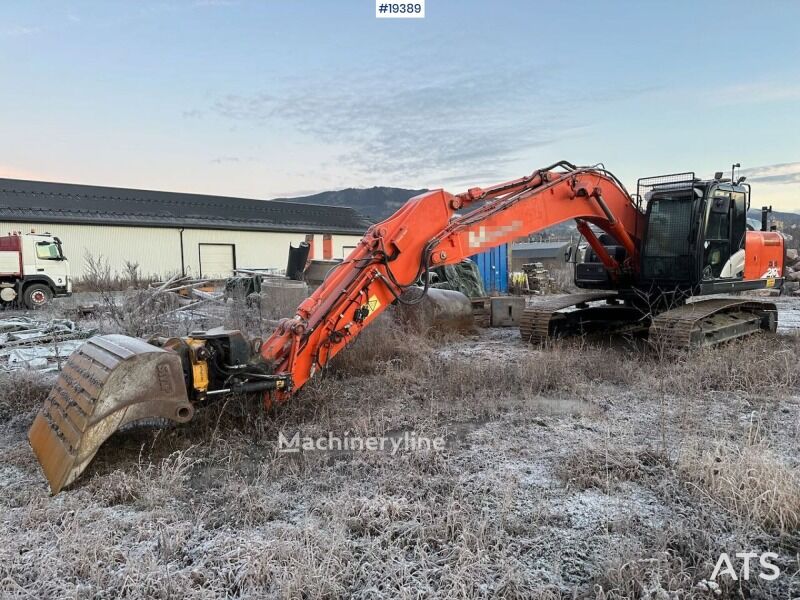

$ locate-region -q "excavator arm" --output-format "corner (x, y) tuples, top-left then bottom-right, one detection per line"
(29, 161), (644, 492)
(260, 161), (644, 401)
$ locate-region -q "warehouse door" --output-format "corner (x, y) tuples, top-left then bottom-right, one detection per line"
(199, 244), (235, 278)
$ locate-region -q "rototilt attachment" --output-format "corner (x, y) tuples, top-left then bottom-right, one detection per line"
(28, 335), (194, 494)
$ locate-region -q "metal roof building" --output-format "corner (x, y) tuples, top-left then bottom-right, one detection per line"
(511, 241), (571, 271)
(511, 241), (572, 258)
(0, 178), (370, 280)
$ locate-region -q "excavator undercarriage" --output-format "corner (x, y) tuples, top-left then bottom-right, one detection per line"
(648, 298), (777, 348)
(520, 294), (778, 348)
(28, 161), (786, 493)
(520, 292), (631, 343)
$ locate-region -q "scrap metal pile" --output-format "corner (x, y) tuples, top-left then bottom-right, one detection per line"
(782, 249), (800, 295)
(0, 317), (95, 372)
(511, 262), (555, 295)
(145, 275), (225, 316)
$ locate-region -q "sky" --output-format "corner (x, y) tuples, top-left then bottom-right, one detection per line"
(1, 0), (799, 209)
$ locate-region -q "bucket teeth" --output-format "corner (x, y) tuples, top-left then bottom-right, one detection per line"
(28, 334), (194, 494)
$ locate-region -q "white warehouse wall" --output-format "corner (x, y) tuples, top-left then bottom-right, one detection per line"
(0, 222), (364, 280)
(0, 222), (183, 278)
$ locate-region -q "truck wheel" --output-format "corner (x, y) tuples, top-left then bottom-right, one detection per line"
(24, 284), (53, 309)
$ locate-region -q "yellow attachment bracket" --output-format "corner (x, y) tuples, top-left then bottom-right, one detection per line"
(186, 338), (210, 393)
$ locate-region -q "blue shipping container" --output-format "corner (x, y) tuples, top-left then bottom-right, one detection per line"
(469, 244), (508, 293)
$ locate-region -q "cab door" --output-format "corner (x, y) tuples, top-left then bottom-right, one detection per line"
(702, 187), (748, 280)
(33, 239), (69, 289)
(701, 190), (733, 279)
(730, 190), (747, 255)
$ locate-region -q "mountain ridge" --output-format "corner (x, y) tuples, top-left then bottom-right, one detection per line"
(276, 186), (427, 222)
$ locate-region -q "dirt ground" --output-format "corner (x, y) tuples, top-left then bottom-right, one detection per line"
(0, 295), (799, 599)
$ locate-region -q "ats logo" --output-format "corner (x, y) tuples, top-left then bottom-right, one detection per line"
(711, 552), (780, 582)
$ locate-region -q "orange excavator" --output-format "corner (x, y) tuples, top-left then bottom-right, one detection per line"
(29, 161), (784, 492)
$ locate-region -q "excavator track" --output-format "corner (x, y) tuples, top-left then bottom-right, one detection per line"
(648, 298), (777, 349)
(520, 292), (621, 342)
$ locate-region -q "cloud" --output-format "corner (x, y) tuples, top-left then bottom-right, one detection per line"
(1, 25), (41, 37)
(192, 0), (238, 6)
(740, 162), (800, 185)
(208, 63), (631, 183)
(701, 81), (800, 106)
(210, 155), (260, 164)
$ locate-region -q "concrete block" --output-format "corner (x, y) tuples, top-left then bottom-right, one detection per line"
(490, 296), (526, 327)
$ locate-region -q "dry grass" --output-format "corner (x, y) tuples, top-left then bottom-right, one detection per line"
(651, 333), (800, 397)
(680, 442), (800, 534)
(2, 310), (800, 598)
(91, 449), (200, 509)
(326, 329), (800, 414)
(324, 312), (436, 377)
(592, 551), (698, 600)
(0, 371), (51, 423)
(555, 445), (668, 492)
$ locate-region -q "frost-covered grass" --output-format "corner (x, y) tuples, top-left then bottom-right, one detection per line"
(1, 314), (799, 598)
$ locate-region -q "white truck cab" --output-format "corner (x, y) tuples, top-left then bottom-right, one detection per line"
(0, 232), (71, 308)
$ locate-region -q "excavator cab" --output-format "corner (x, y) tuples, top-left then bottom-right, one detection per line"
(637, 173), (769, 292)
(573, 171), (781, 297)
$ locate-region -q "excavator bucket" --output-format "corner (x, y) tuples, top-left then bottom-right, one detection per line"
(28, 334), (194, 494)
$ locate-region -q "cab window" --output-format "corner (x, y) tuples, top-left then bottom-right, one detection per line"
(35, 242), (61, 260)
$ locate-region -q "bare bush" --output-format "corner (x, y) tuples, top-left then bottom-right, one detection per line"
(79, 252), (115, 293)
(117, 288), (183, 337)
(76, 253), (155, 293)
(122, 260), (143, 288)
(78, 253), (206, 337)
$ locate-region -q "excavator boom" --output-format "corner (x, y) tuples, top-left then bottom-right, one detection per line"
(260, 161), (643, 400)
